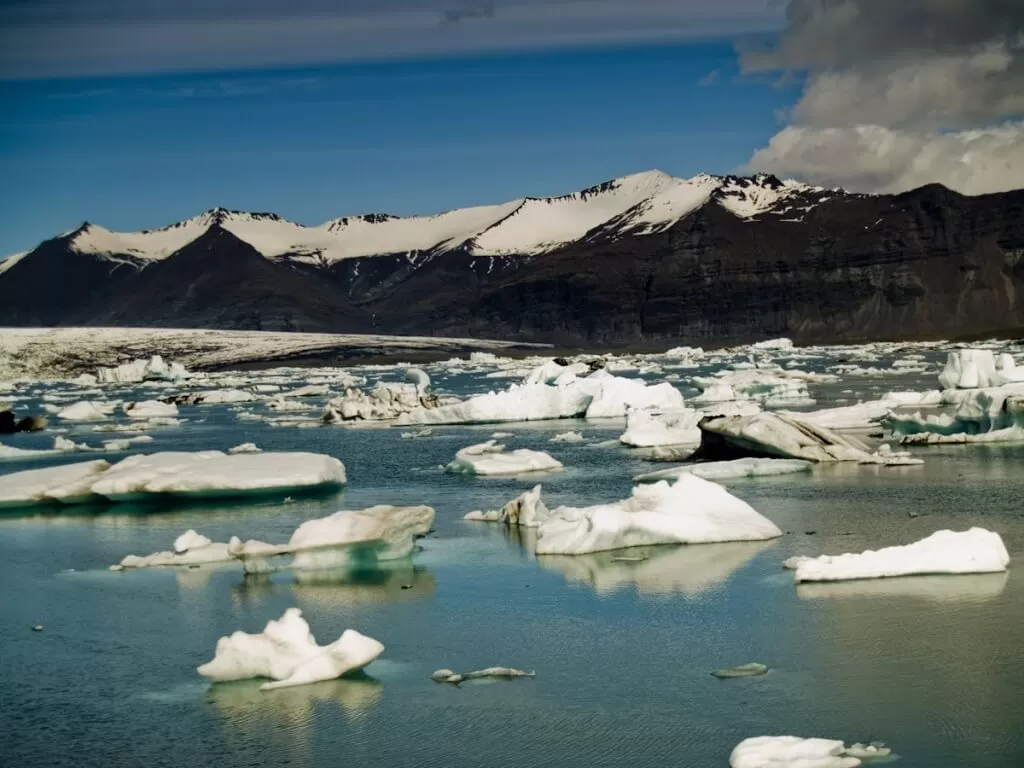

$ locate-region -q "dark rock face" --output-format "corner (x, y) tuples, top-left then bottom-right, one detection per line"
(2, 184), (1022, 346)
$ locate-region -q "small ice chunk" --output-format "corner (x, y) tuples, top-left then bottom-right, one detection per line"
(550, 430), (585, 443)
(430, 667), (534, 684)
(445, 440), (563, 476)
(197, 608), (384, 690)
(56, 401), (113, 422)
(175, 529), (212, 553)
(123, 401), (178, 419)
(711, 662), (768, 679)
(227, 442), (262, 454)
(464, 484), (548, 527)
(730, 736), (861, 768)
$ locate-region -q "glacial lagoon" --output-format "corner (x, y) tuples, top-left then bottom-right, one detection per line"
(1, 343), (1022, 768)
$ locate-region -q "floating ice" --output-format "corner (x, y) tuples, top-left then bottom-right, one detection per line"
(227, 442), (262, 454)
(729, 736), (862, 768)
(430, 667), (535, 684)
(445, 440), (563, 476)
(56, 401), (114, 421)
(789, 391), (940, 431)
(197, 608), (384, 691)
(550, 430), (585, 443)
(692, 369), (813, 405)
(229, 504), (434, 573)
(464, 484), (548, 526)
(619, 408), (701, 448)
(0, 460), (111, 509)
(169, 389), (257, 405)
(694, 412), (875, 463)
(938, 349), (1024, 390)
(633, 458), (812, 483)
(96, 355), (189, 384)
(534, 474), (782, 555)
(711, 662), (768, 679)
(887, 384), (1024, 444)
(323, 383), (441, 423)
(0, 451), (345, 508)
(791, 528), (1009, 583)
(115, 530), (233, 569)
(400, 428), (433, 439)
(123, 400), (179, 419)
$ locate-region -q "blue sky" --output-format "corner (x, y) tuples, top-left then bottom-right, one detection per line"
(0, 2), (801, 257)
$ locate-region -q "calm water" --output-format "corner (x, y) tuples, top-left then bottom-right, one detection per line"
(1, 355), (1022, 768)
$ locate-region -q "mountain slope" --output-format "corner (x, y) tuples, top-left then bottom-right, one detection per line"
(2, 171), (1022, 345)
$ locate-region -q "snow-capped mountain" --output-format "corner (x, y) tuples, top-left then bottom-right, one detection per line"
(1, 170), (1021, 347)
(36, 170), (836, 267)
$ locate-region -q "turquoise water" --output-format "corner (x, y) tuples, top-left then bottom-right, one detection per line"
(1, 360), (1022, 768)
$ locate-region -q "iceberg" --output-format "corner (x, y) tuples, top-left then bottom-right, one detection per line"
(692, 369), (812, 405)
(123, 400), (179, 419)
(938, 349), (1024, 390)
(229, 504), (435, 573)
(790, 528), (1009, 583)
(633, 458), (812, 483)
(96, 355), (189, 384)
(55, 401), (114, 421)
(114, 530), (233, 569)
(322, 383), (443, 423)
(788, 391), (940, 431)
(729, 736), (864, 768)
(0, 459), (111, 509)
(533, 474), (782, 555)
(886, 384), (1024, 444)
(694, 412), (875, 462)
(0, 451), (346, 508)
(464, 484), (548, 526)
(619, 408), (701, 448)
(445, 440), (563, 476)
(197, 608), (384, 691)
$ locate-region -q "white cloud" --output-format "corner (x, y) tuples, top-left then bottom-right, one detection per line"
(748, 122), (1024, 195)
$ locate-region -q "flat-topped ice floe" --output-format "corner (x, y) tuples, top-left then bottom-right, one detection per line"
(55, 401), (114, 421)
(619, 408), (701, 448)
(229, 504), (434, 573)
(0, 451), (345, 508)
(114, 529), (233, 569)
(787, 528), (1009, 583)
(446, 440), (563, 476)
(534, 474), (782, 555)
(123, 400), (179, 419)
(197, 608), (384, 691)
(633, 458), (812, 483)
(730, 735), (885, 767)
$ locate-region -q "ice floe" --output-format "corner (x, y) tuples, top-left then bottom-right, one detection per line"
(430, 667), (534, 684)
(0, 451), (345, 508)
(533, 474), (782, 555)
(228, 504), (434, 573)
(227, 442), (261, 454)
(694, 412), (878, 463)
(56, 401), (115, 421)
(464, 484), (548, 526)
(197, 608), (384, 691)
(618, 408), (701, 448)
(114, 530), (233, 569)
(123, 400), (179, 419)
(445, 440), (563, 476)
(787, 528), (1009, 583)
(633, 458), (812, 483)
(887, 383), (1024, 444)
(550, 430), (585, 443)
(692, 369), (816, 406)
(938, 349), (1024, 390)
(97, 355), (189, 384)
(729, 735), (872, 768)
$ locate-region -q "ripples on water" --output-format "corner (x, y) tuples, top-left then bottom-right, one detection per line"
(1, 354), (1022, 767)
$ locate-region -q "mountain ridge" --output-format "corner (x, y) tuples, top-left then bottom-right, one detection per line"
(1, 170), (1022, 346)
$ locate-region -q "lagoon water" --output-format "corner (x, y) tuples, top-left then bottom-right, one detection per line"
(1, 353), (1022, 768)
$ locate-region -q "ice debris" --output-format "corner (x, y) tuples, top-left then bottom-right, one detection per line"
(464, 484), (548, 526)
(633, 458), (812, 484)
(711, 663), (768, 679)
(730, 736), (870, 768)
(787, 528), (1009, 583)
(445, 440), (563, 476)
(197, 608), (384, 691)
(430, 667), (535, 684)
(533, 474), (782, 555)
(96, 355), (189, 384)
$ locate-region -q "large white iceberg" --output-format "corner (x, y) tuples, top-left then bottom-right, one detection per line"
(633, 458), (812, 484)
(789, 528), (1009, 583)
(0, 451), (346, 508)
(729, 736), (866, 768)
(229, 504), (434, 573)
(464, 484), (548, 526)
(445, 440), (563, 476)
(887, 383), (1024, 444)
(533, 474), (782, 555)
(197, 608), (384, 691)
(396, 364), (683, 425)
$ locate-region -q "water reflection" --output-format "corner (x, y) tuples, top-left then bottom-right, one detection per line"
(537, 541), (774, 597)
(232, 563), (435, 608)
(208, 675), (382, 724)
(796, 572), (1008, 602)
